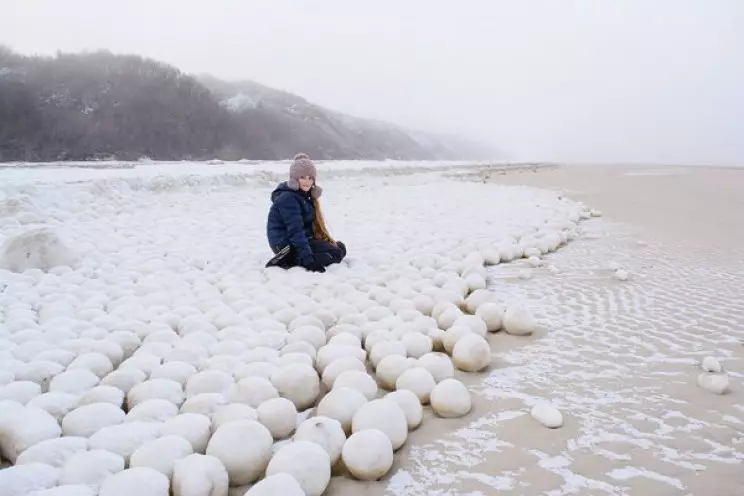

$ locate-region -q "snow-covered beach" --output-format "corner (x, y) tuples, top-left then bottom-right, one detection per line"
(1, 161), (742, 496)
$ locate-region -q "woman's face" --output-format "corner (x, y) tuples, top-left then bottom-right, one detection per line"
(299, 176), (314, 192)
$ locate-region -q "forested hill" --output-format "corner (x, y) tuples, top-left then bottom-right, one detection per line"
(0, 48), (500, 162)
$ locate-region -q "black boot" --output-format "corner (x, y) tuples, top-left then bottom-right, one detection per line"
(265, 246), (296, 269)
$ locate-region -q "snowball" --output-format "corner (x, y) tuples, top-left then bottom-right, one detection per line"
(15, 436), (88, 468)
(28, 485), (97, 496)
(395, 367), (436, 404)
(416, 352), (455, 383)
(126, 399), (179, 423)
(333, 370), (378, 400)
(701, 357), (723, 373)
(26, 393), (79, 423)
(452, 334), (491, 372)
(160, 413), (212, 454)
(257, 397), (297, 440)
(369, 340), (407, 368)
(244, 473), (304, 496)
(100, 369), (147, 394)
(327, 333), (362, 348)
(88, 422), (161, 462)
(14, 360), (65, 388)
(342, 429), (394, 481)
(437, 306), (463, 330)
(130, 435), (194, 478)
(352, 399), (407, 451)
(234, 361), (278, 381)
(697, 373), (730, 395)
(613, 269), (629, 281)
(502, 304), (537, 336)
(322, 357), (367, 389)
(289, 315), (326, 332)
(315, 344), (365, 372)
(376, 355), (414, 390)
(205, 420), (273, 485)
(270, 363), (320, 410)
(150, 362), (197, 386)
(316, 387), (368, 435)
(401, 332), (433, 358)
(0, 406), (62, 462)
(172, 454), (229, 496)
(288, 325), (326, 350)
(180, 393), (226, 416)
(98, 467), (169, 496)
(0, 463), (60, 496)
(78, 386), (125, 408)
(451, 315), (487, 337)
(294, 416), (346, 465)
(0, 227), (78, 273)
(67, 352), (114, 378)
(430, 379), (471, 418)
(211, 403), (258, 430)
(385, 390), (423, 429)
(127, 379), (184, 409)
(62, 403), (126, 437)
(185, 370), (234, 397)
(442, 326), (474, 355)
(228, 376), (279, 408)
(59, 450), (125, 487)
(265, 440), (331, 496)
(530, 403), (564, 428)
(475, 302), (505, 332)
(0, 380), (41, 404)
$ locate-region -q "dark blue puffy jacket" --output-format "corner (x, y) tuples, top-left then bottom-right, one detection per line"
(266, 182), (315, 263)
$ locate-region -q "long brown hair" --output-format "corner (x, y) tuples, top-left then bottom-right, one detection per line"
(313, 198), (336, 245)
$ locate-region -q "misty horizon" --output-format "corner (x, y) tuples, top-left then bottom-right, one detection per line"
(3, 0), (743, 165)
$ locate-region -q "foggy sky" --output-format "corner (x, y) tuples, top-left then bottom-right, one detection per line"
(3, 0), (743, 165)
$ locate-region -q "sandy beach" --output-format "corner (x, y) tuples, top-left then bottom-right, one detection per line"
(353, 163), (744, 496)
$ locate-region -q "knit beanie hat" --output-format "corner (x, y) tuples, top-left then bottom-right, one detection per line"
(287, 153), (322, 199)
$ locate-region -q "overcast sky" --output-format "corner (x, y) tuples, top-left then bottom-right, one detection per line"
(3, 0), (743, 164)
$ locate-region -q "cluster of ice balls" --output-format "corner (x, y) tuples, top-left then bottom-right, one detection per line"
(0, 213), (591, 494)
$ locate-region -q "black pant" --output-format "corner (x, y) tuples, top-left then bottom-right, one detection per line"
(269, 239), (346, 269)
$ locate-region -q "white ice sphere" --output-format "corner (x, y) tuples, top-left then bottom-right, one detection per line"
(62, 403), (126, 437)
(437, 306), (463, 330)
(205, 420), (273, 486)
(294, 416), (346, 465)
(327, 332), (362, 348)
(265, 440), (331, 496)
(288, 325), (326, 350)
(502, 304), (537, 336)
(0, 406), (62, 462)
(395, 367), (436, 404)
(322, 357), (366, 389)
(270, 363), (320, 410)
(78, 386), (125, 408)
(257, 397), (297, 440)
(430, 379), (471, 418)
(88, 422), (161, 462)
(352, 399), (407, 451)
(228, 376), (279, 408)
(172, 453), (229, 496)
(413, 295), (434, 316)
(0, 380), (41, 404)
(150, 362), (197, 386)
(333, 370), (378, 400)
(452, 334), (491, 372)
(15, 360), (64, 387)
(697, 373), (730, 395)
(100, 369), (147, 395)
(316, 387), (368, 435)
(244, 473), (304, 496)
(128, 379), (185, 409)
(185, 371), (234, 397)
(369, 340), (407, 368)
(451, 315), (488, 337)
(160, 413), (212, 454)
(0, 463), (60, 495)
(211, 403), (257, 430)
(289, 315), (326, 332)
(401, 332), (433, 358)
(416, 352), (455, 383)
(442, 326), (474, 355)
(464, 273), (487, 292)
(15, 436), (88, 468)
(384, 390), (423, 430)
(279, 352), (313, 368)
(49, 370), (100, 395)
(316, 344), (365, 372)
(180, 393), (226, 416)
(342, 429), (394, 481)
(476, 302), (505, 332)
(613, 269), (629, 281)
(126, 399), (179, 423)
(463, 289), (493, 314)
(67, 352), (114, 378)
(58, 450), (125, 487)
(530, 403), (564, 428)
(0, 227), (78, 273)
(98, 467), (169, 496)
(130, 435), (194, 478)
(234, 361), (279, 381)
(375, 355), (415, 390)
(701, 357), (723, 373)
(27, 485), (97, 496)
